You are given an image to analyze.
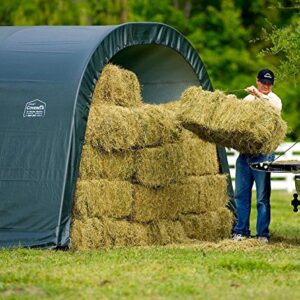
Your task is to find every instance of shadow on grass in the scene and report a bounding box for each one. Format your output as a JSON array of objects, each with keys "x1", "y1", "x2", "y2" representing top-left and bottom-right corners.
[{"x1": 270, "y1": 234, "x2": 300, "y2": 246}]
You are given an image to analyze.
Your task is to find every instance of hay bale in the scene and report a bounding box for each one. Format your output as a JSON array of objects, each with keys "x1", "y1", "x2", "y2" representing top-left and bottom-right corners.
[
  {"x1": 149, "y1": 220, "x2": 190, "y2": 245},
  {"x1": 85, "y1": 104, "x2": 139, "y2": 152},
  {"x1": 104, "y1": 218, "x2": 150, "y2": 247},
  {"x1": 133, "y1": 184, "x2": 181, "y2": 222},
  {"x1": 135, "y1": 143, "x2": 185, "y2": 187},
  {"x1": 73, "y1": 180, "x2": 133, "y2": 219},
  {"x1": 159, "y1": 99, "x2": 182, "y2": 111},
  {"x1": 217, "y1": 207, "x2": 234, "y2": 239},
  {"x1": 136, "y1": 104, "x2": 181, "y2": 147},
  {"x1": 134, "y1": 130, "x2": 219, "y2": 187},
  {"x1": 70, "y1": 218, "x2": 111, "y2": 250},
  {"x1": 85, "y1": 104, "x2": 181, "y2": 152},
  {"x1": 181, "y1": 175, "x2": 229, "y2": 215},
  {"x1": 180, "y1": 213, "x2": 213, "y2": 241},
  {"x1": 179, "y1": 208, "x2": 233, "y2": 242},
  {"x1": 70, "y1": 217, "x2": 150, "y2": 250},
  {"x1": 93, "y1": 64, "x2": 143, "y2": 107},
  {"x1": 79, "y1": 144, "x2": 134, "y2": 180},
  {"x1": 180, "y1": 131, "x2": 219, "y2": 176},
  {"x1": 178, "y1": 86, "x2": 287, "y2": 155},
  {"x1": 180, "y1": 87, "x2": 224, "y2": 128},
  {"x1": 132, "y1": 175, "x2": 228, "y2": 222}
]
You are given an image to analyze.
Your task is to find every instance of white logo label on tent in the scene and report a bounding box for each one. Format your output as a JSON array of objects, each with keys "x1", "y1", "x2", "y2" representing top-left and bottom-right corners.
[{"x1": 23, "y1": 99, "x2": 46, "y2": 118}]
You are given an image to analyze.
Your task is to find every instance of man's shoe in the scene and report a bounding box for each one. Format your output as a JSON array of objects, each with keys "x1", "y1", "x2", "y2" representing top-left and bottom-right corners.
[
  {"x1": 232, "y1": 233, "x2": 248, "y2": 241},
  {"x1": 257, "y1": 236, "x2": 269, "y2": 244}
]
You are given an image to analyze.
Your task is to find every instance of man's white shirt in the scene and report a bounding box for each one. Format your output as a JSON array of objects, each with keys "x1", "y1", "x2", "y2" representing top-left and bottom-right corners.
[{"x1": 244, "y1": 92, "x2": 282, "y2": 113}]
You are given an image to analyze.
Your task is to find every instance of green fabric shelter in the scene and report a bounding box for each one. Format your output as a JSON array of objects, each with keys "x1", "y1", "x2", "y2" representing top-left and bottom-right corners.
[{"x1": 0, "y1": 22, "x2": 235, "y2": 248}]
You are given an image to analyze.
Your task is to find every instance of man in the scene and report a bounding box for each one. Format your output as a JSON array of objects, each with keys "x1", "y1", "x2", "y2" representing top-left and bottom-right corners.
[{"x1": 232, "y1": 69, "x2": 282, "y2": 243}]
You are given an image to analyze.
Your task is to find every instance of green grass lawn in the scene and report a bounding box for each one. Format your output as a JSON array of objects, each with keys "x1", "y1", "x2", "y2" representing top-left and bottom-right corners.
[{"x1": 1, "y1": 191, "x2": 300, "y2": 300}]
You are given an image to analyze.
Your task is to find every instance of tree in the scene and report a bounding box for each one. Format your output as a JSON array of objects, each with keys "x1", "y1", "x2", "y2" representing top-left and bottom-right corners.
[{"x1": 258, "y1": 1, "x2": 300, "y2": 140}]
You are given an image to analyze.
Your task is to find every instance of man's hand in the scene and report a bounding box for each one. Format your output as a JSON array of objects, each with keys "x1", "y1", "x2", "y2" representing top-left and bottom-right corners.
[{"x1": 245, "y1": 85, "x2": 262, "y2": 97}]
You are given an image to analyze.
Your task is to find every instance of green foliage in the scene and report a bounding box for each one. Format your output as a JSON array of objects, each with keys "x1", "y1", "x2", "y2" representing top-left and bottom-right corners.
[
  {"x1": 187, "y1": 1, "x2": 255, "y2": 92},
  {"x1": 0, "y1": 0, "x2": 299, "y2": 138},
  {"x1": 277, "y1": 80, "x2": 300, "y2": 140},
  {"x1": 0, "y1": 0, "x2": 86, "y2": 25},
  {"x1": 257, "y1": 1, "x2": 300, "y2": 139},
  {"x1": 260, "y1": 16, "x2": 300, "y2": 80}
]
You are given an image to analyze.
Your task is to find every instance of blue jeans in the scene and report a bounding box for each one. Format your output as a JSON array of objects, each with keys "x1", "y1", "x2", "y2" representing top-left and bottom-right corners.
[{"x1": 233, "y1": 153, "x2": 275, "y2": 238}]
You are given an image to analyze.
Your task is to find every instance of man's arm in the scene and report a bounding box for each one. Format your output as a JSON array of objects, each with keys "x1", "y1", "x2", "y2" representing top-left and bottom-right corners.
[{"x1": 245, "y1": 86, "x2": 282, "y2": 112}]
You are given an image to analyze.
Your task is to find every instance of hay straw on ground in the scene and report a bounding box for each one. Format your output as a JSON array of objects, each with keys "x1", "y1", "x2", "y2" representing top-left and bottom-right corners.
[
  {"x1": 73, "y1": 180, "x2": 133, "y2": 219},
  {"x1": 204, "y1": 238, "x2": 267, "y2": 250},
  {"x1": 93, "y1": 64, "x2": 143, "y2": 107},
  {"x1": 178, "y1": 86, "x2": 287, "y2": 155},
  {"x1": 134, "y1": 130, "x2": 219, "y2": 187},
  {"x1": 79, "y1": 144, "x2": 134, "y2": 180},
  {"x1": 179, "y1": 208, "x2": 233, "y2": 242},
  {"x1": 85, "y1": 104, "x2": 181, "y2": 152},
  {"x1": 70, "y1": 217, "x2": 150, "y2": 250},
  {"x1": 132, "y1": 175, "x2": 229, "y2": 222},
  {"x1": 164, "y1": 239, "x2": 270, "y2": 251}
]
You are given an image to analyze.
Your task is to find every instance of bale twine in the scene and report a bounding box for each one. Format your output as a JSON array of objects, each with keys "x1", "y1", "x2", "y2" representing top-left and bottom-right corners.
[
  {"x1": 178, "y1": 86, "x2": 287, "y2": 155},
  {"x1": 93, "y1": 64, "x2": 143, "y2": 107}
]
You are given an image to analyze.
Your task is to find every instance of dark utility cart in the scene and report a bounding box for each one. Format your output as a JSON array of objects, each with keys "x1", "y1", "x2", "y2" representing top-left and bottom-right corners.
[{"x1": 251, "y1": 161, "x2": 300, "y2": 212}]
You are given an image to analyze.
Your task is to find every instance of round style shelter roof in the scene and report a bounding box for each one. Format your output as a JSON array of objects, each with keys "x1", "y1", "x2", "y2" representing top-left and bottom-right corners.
[{"x1": 0, "y1": 23, "x2": 234, "y2": 248}]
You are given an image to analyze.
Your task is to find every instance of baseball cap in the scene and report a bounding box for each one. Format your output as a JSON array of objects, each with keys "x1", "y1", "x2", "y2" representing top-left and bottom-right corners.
[{"x1": 257, "y1": 69, "x2": 275, "y2": 85}]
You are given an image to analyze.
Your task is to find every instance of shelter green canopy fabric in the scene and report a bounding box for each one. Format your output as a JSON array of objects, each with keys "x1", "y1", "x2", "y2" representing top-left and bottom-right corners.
[{"x1": 0, "y1": 23, "x2": 235, "y2": 248}]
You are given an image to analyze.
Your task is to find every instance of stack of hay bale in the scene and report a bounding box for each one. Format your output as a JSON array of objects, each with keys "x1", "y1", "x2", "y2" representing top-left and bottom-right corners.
[{"x1": 71, "y1": 64, "x2": 233, "y2": 250}]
